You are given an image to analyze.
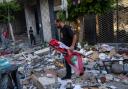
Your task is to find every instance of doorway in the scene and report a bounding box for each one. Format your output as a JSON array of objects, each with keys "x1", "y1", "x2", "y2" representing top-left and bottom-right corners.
[{"x1": 33, "y1": 6, "x2": 40, "y2": 35}]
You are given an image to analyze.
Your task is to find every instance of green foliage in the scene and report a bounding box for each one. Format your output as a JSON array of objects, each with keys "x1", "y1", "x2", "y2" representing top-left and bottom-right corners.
[
  {"x1": 0, "y1": 0, "x2": 21, "y2": 23},
  {"x1": 56, "y1": 11, "x2": 66, "y2": 21},
  {"x1": 67, "y1": 0, "x2": 116, "y2": 21}
]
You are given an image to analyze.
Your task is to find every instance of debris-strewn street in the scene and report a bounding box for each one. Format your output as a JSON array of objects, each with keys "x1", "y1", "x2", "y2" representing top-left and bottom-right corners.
[
  {"x1": 0, "y1": 0, "x2": 128, "y2": 89},
  {"x1": 0, "y1": 38, "x2": 127, "y2": 89}
]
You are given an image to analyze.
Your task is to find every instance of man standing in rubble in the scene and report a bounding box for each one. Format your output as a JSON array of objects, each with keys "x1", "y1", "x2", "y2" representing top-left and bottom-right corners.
[
  {"x1": 29, "y1": 27, "x2": 36, "y2": 46},
  {"x1": 2, "y1": 27, "x2": 9, "y2": 49},
  {"x1": 55, "y1": 19, "x2": 77, "y2": 80}
]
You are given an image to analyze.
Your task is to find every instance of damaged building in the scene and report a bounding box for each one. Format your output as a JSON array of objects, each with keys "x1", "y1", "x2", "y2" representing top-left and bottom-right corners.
[
  {"x1": 16, "y1": 0, "x2": 67, "y2": 43},
  {"x1": 17, "y1": 0, "x2": 56, "y2": 42},
  {"x1": 0, "y1": 0, "x2": 66, "y2": 43}
]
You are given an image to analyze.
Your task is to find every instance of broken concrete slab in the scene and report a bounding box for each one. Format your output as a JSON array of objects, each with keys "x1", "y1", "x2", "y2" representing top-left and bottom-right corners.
[{"x1": 34, "y1": 47, "x2": 50, "y2": 56}]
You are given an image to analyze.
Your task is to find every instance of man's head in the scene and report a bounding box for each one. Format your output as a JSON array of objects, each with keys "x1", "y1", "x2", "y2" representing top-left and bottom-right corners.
[
  {"x1": 30, "y1": 26, "x2": 32, "y2": 30},
  {"x1": 55, "y1": 19, "x2": 64, "y2": 29}
]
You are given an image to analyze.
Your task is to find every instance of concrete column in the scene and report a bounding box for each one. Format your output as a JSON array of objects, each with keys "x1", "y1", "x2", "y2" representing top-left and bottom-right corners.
[
  {"x1": 37, "y1": 0, "x2": 44, "y2": 42},
  {"x1": 40, "y1": 0, "x2": 52, "y2": 42},
  {"x1": 24, "y1": 5, "x2": 37, "y2": 39}
]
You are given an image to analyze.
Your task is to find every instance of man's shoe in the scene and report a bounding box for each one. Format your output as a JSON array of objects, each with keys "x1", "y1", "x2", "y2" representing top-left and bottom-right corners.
[{"x1": 61, "y1": 76, "x2": 71, "y2": 80}]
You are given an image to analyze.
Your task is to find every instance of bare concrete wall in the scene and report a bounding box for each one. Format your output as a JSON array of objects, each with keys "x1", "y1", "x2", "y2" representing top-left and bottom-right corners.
[{"x1": 24, "y1": 5, "x2": 37, "y2": 39}]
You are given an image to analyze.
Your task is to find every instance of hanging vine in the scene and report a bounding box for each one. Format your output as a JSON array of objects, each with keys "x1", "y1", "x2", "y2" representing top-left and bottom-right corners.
[{"x1": 67, "y1": 0, "x2": 116, "y2": 21}]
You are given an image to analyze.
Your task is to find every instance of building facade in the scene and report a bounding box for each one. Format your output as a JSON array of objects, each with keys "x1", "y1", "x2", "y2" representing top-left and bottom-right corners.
[
  {"x1": 0, "y1": 0, "x2": 68, "y2": 42},
  {"x1": 23, "y1": 0, "x2": 68, "y2": 42},
  {"x1": 23, "y1": 0, "x2": 56, "y2": 42}
]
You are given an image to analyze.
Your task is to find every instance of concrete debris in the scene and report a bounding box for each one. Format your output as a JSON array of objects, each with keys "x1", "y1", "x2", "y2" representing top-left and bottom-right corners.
[
  {"x1": 0, "y1": 42, "x2": 128, "y2": 89},
  {"x1": 34, "y1": 47, "x2": 50, "y2": 55},
  {"x1": 101, "y1": 44, "x2": 115, "y2": 51}
]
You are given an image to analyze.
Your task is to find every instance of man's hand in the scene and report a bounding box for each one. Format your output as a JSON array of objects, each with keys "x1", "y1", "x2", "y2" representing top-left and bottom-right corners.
[{"x1": 69, "y1": 45, "x2": 74, "y2": 50}]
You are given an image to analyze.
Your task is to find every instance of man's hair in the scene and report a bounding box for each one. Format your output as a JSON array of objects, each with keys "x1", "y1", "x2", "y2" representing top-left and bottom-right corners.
[{"x1": 56, "y1": 19, "x2": 62, "y2": 23}]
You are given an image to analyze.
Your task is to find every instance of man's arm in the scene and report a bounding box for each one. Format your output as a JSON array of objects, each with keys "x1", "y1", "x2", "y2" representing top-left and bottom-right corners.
[
  {"x1": 70, "y1": 34, "x2": 77, "y2": 50},
  {"x1": 66, "y1": 26, "x2": 77, "y2": 50}
]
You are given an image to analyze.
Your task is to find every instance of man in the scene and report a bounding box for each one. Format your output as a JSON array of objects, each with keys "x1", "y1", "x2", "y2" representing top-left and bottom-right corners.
[
  {"x1": 2, "y1": 28, "x2": 9, "y2": 49},
  {"x1": 55, "y1": 19, "x2": 77, "y2": 80},
  {"x1": 29, "y1": 27, "x2": 36, "y2": 46}
]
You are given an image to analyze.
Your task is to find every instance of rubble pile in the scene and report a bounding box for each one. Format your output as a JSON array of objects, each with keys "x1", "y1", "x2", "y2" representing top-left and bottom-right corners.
[{"x1": 0, "y1": 43, "x2": 128, "y2": 89}]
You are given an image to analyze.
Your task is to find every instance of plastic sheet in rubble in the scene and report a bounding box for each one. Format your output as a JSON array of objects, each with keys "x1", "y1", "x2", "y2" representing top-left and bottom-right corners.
[{"x1": 0, "y1": 58, "x2": 11, "y2": 72}]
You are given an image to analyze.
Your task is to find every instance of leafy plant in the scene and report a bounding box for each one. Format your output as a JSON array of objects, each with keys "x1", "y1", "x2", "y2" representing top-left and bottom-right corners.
[
  {"x1": 0, "y1": 0, "x2": 21, "y2": 23},
  {"x1": 67, "y1": 0, "x2": 116, "y2": 21},
  {"x1": 56, "y1": 11, "x2": 66, "y2": 21}
]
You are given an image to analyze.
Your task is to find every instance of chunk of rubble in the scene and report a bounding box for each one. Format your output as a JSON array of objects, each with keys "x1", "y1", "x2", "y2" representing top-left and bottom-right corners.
[{"x1": 34, "y1": 47, "x2": 50, "y2": 55}]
